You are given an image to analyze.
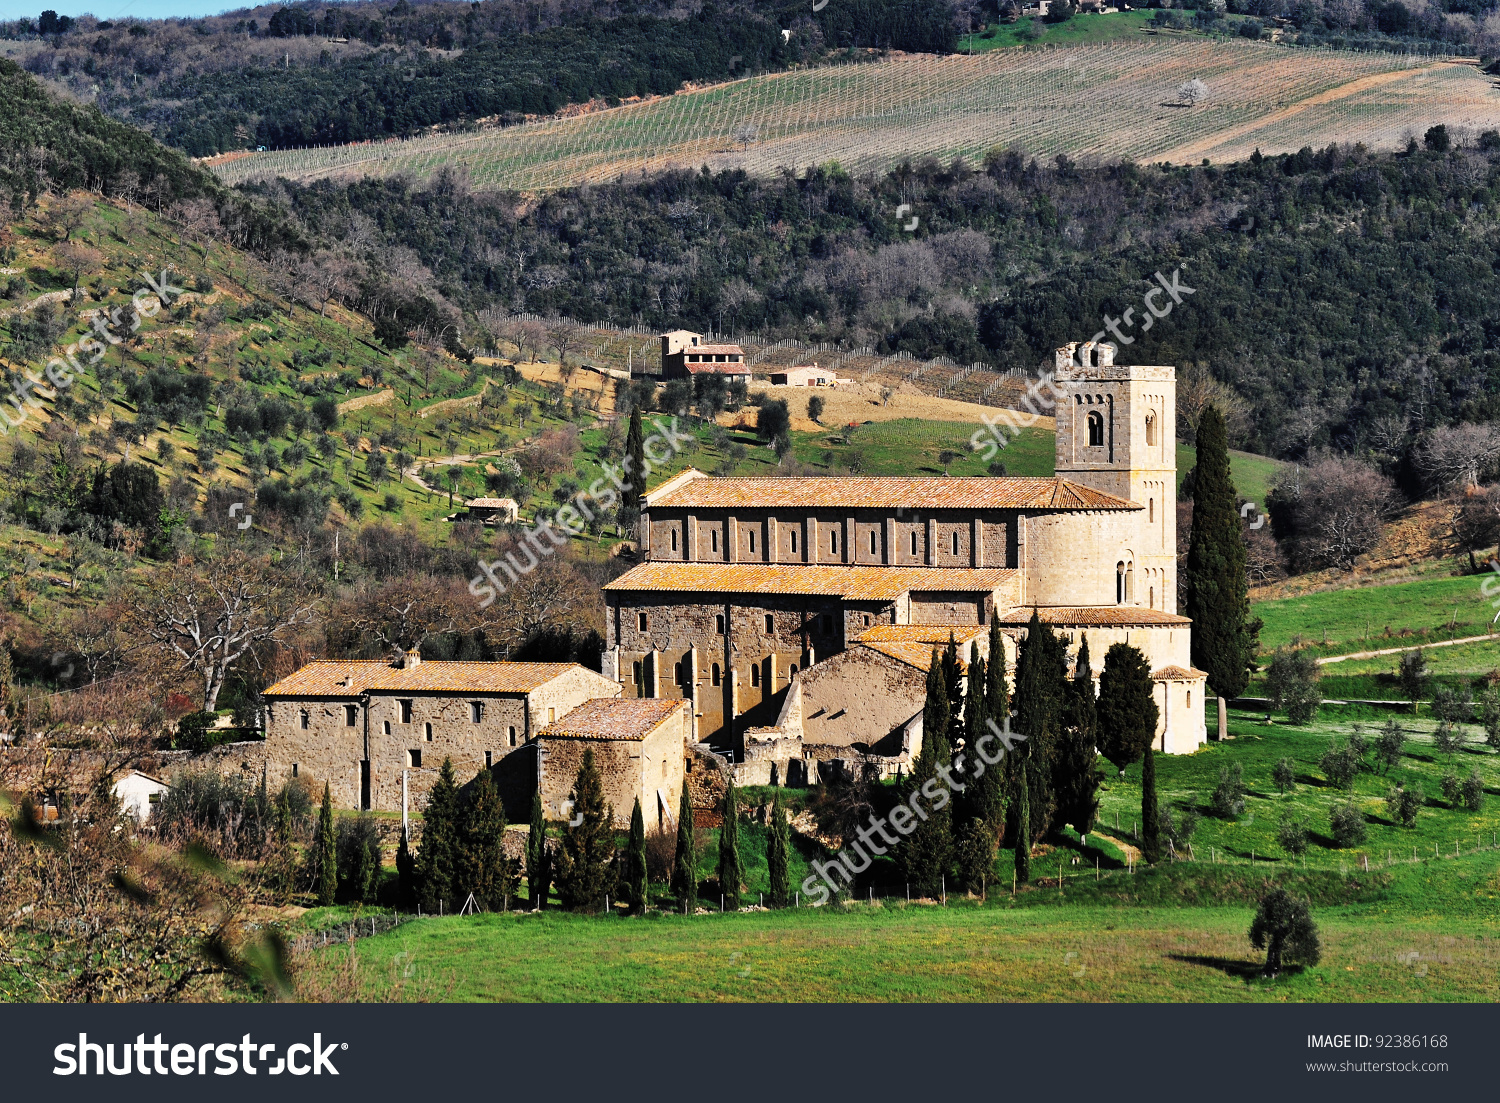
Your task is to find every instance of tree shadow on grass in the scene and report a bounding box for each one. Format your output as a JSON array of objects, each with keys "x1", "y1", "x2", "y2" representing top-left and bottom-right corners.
[{"x1": 1168, "y1": 954, "x2": 1309, "y2": 984}]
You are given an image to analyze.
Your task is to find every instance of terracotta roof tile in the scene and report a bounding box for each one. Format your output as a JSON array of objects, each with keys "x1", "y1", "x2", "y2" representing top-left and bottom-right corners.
[
  {"x1": 684, "y1": 344, "x2": 743, "y2": 355},
  {"x1": 1151, "y1": 665, "x2": 1209, "y2": 680},
  {"x1": 855, "y1": 625, "x2": 987, "y2": 644},
  {"x1": 604, "y1": 562, "x2": 1017, "y2": 601},
  {"x1": 649, "y1": 475, "x2": 1137, "y2": 511},
  {"x1": 263, "y1": 660, "x2": 586, "y2": 698},
  {"x1": 860, "y1": 641, "x2": 967, "y2": 671},
  {"x1": 538, "y1": 698, "x2": 686, "y2": 741},
  {"x1": 993, "y1": 606, "x2": 1192, "y2": 627}
]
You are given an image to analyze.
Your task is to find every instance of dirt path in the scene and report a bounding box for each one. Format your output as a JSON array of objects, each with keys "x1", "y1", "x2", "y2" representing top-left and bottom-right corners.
[
  {"x1": 1155, "y1": 64, "x2": 1442, "y2": 165},
  {"x1": 1316, "y1": 632, "x2": 1499, "y2": 665},
  {"x1": 1091, "y1": 831, "x2": 1140, "y2": 864}
]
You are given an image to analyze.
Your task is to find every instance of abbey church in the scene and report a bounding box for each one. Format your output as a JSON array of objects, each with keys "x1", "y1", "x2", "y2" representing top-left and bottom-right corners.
[{"x1": 601, "y1": 339, "x2": 1207, "y2": 781}]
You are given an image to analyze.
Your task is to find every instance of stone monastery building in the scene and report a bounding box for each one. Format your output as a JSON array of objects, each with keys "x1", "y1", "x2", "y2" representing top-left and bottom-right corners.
[
  {"x1": 262, "y1": 340, "x2": 1206, "y2": 818},
  {"x1": 600, "y1": 339, "x2": 1207, "y2": 778}
]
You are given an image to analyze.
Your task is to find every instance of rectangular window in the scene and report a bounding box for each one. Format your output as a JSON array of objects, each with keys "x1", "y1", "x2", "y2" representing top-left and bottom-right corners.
[
  {"x1": 292, "y1": 763, "x2": 299, "y2": 778},
  {"x1": 407, "y1": 749, "x2": 422, "y2": 768},
  {"x1": 344, "y1": 704, "x2": 357, "y2": 726},
  {"x1": 485, "y1": 750, "x2": 493, "y2": 768},
  {"x1": 638, "y1": 612, "x2": 648, "y2": 632},
  {"x1": 399, "y1": 700, "x2": 413, "y2": 724},
  {"x1": 424, "y1": 722, "x2": 433, "y2": 742},
  {"x1": 383, "y1": 720, "x2": 391, "y2": 735},
  {"x1": 548, "y1": 707, "x2": 556, "y2": 723},
  {"x1": 764, "y1": 613, "x2": 774, "y2": 633},
  {"x1": 299, "y1": 710, "x2": 310, "y2": 730},
  {"x1": 509, "y1": 725, "x2": 517, "y2": 747},
  {"x1": 471, "y1": 701, "x2": 484, "y2": 723}
]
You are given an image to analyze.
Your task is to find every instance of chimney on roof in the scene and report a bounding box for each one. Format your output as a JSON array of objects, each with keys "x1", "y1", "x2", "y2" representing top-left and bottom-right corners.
[{"x1": 400, "y1": 646, "x2": 421, "y2": 669}]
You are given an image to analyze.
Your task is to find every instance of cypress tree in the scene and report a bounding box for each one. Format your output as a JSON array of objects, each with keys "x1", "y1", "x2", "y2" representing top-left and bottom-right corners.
[
  {"x1": 1141, "y1": 747, "x2": 1161, "y2": 864},
  {"x1": 1014, "y1": 748, "x2": 1031, "y2": 883},
  {"x1": 718, "y1": 776, "x2": 741, "y2": 909},
  {"x1": 1185, "y1": 405, "x2": 1257, "y2": 703},
  {"x1": 1011, "y1": 612, "x2": 1068, "y2": 840},
  {"x1": 553, "y1": 748, "x2": 615, "y2": 911},
  {"x1": 314, "y1": 783, "x2": 336, "y2": 906},
  {"x1": 416, "y1": 757, "x2": 462, "y2": 914},
  {"x1": 396, "y1": 826, "x2": 416, "y2": 909},
  {"x1": 985, "y1": 619, "x2": 1009, "y2": 722},
  {"x1": 525, "y1": 788, "x2": 550, "y2": 911},
  {"x1": 898, "y1": 655, "x2": 953, "y2": 897},
  {"x1": 941, "y1": 632, "x2": 963, "y2": 743},
  {"x1": 767, "y1": 790, "x2": 790, "y2": 907},
  {"x1": 625, "y1": 406, "x2": 648, "y2": 506},
  {"x1": 672, "y1": 782, "x2": 697, "y2": 910},
  {"x1": 1057, "y1": 634, "x2": 1102, "y2": 835},
  {"x1": 1096, "y1": 643, "x2": 1160, "y2": 778},
  {"x1": 627, "y1": 797, "x2": 648, "y2": 915},
  {"x1": 963, "y1": 642, "x2": 987, "y2": 764},
  {"x1": 460, "y1": 768, "x2": 513, "y2": 910},
  {"x1": 956, "y1": 641, "x2": 999, "y2": 893}
]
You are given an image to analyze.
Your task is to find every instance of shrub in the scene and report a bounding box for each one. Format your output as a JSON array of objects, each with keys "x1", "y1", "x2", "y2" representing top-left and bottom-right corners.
[
  {"x1": 1440, "y1": 771, "x2": 1462, "y2": 806},
  {"x1": 1278, "y1": 815, "x2": 1309, "y2": 857},
  {"x1": 335, "y1": 814, "x2": 383, "y2": 904},
  {"x1": 1374, "y1": 719, "x2": 1405, "y2": 773},
  {"x1": 1433, "y1": 722, "x2": 1468, "y2": 758},
  {"x1": 1271, "y1": 757, "x2": 1295, "y2": 793},
  {"x1": 1211, "y1": 762, "x2": 1246, "y2": 818},
  {"x1": 1431, "y1": 683, "x2": 1473, "y2": 725},
  {"x1": 1319, "y1": 741, "x2": 1359, "y2": 790},
  {"x1": 1158, "y1": 803, "x2": 1200, "y2": 853},
  {"x1": 1462, "y1": 770, "x2": 1485, "y2": 812},
  {"x1": 1386, "y1": 782, "x2": 1423, "y2": 829},
  {"x1": 1265, "y1": 647, "x2": 1320, "y2": 723},
  {"x1": 1480, "y1": 685, "x2": 1500, "y2": 751},
  {"x1": 174, "y1": 710, "x2": 221, "y2": 753},
  {"x1": 1329, "y1": 800, "x2": 1366, "y2": 848},
  {"x1": 1249, "y1": 888, "x2": 1320, "y2": 977}
]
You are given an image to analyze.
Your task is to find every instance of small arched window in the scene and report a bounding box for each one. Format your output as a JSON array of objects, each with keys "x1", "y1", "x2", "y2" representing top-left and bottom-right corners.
[
  {"x1": 789, "y1": 664, "x2": 798, "y2": 680},
  {"x1": 715, "y1": 613, "x2": 725, "y2": 635},
  {"x1": 751, "y1": 664, "x2": 761, "y2": 688},
  {"x1": 1116, "y1": 561, "x2": 1126, "y2": 605},
  {"x1": 711, "y1": 529, "x2": 719, "y2": 552},
  {"x1": 951, "y1": 531, "x2": 960, "y2": 556},
  {"x1": 670, "y1": 528, "x2": 678, "y2": 552},
  {"x1": 1145, "y1": 413, "x2": 1157, "y2": 447},
  {"x1": 711, "y1": 663, "x2": 721, "y2": 686},
  {"x1": 1149, "y1": 498, "x2": 1154, "y2": 523},
  {"x1": 910, "y1": 531, "x2": 918, "y2": 556},
  {"x1": 1087, "y1": 411, "x2": 1105, "y2": 447},
  {"x1": 1187, "y1": 689, "x2": 1192, "y2": 708},
  {"x1": 765, "y1": 613, "x2": 774, "y2": 633},
  {"x1": 791, "y1": 530, "x2": 799, "y2": 554}
]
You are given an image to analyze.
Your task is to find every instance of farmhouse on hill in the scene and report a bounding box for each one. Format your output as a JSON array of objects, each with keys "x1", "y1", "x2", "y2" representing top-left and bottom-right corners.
[
  {"x1": 601, "y1": 338, "x2": 1207, "y2": 775},
  {"x1": 659, "y1": 330, "x2": 749, "y2": 380}
]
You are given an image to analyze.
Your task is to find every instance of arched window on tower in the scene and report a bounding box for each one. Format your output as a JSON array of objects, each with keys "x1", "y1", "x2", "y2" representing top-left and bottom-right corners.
[
  {"x1": 1145, "y1": 413, "x2": 1157, "y2": 447},
  {"x1": 1087, "y1": 411, "x2": 1105, "y2": 447},
  {"x1": 1116, "y1": 561, "x2": 1126, "y2": 604}
]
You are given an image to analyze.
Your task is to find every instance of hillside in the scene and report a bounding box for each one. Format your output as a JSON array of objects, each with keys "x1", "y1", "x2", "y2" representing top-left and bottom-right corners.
[{"x1": 211, "y1": 39, "x2": 1499, "y2": 192}]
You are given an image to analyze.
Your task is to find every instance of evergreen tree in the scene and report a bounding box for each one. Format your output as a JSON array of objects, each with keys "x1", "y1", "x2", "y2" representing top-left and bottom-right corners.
[
  {"x1": 626, "y1": 797, "x2": 648, "y2": 915},
  {"x1": 941, "y1": 632, "x2": 963, "y2": 744},
  {"x1": 396, "y1": 826, "x2": 416, "y2": 909},
  {"x1": 985, "y1": 619, "x2": 1009, "y2": 722},
  {"x1": 525, "y1": 788, "x2": 550, "y2": 911},
  {"x1": 717, "y1": 776, "x2": 741, "y2": 909},
  {"x1": 898, "y1": 656, "x2": 953, "y2": 897},
  {"x1": 963, "y1": 643, "x2": 987, "y2": 765},
  {"x1": 624, "y1": 406, "x2": 648, "y2": 506},
  {"x1": 553, "y1": 748, "x2": 615, "y2": 911},
  {"x1": 459, "y1": 768, "x2": 514, "y2": 910},
  {"x1": 1010, "y1": 612, "x2": 1068, "y2": 840},
  {"x1": 956, "y1": 641, "x2": 1000, "y2": 893},
  {"x1": 0, "y1": 641, "x2": 15, "y2": 730},
  {"x1": 767, "y1": 790, "x2": 791, "y2": 907},
  {"x1": 415, "y1": 757, "x2": 462, "y2": 914},
  {"x1": 1057, "y1": 634, "x2": 1102, "y2": 835},
  {"x1": 314, "y1": 783, "x2": 336, "y2": 906},
  {"x1": 1185, "y1": 405, "x2": 1258, "y2": 702},
  {"x1": 1096, "y1": 643, "x2": 1160, "y2": 777},
  {"x1": 672, "y1": 781, "x2": 697, "y2": 910},
  {"x1": 1014, "y1": 748, "x2": 1031, "y2": 883},
  {"x1": 1141, "y1": 746, "x2": 1161, "y2": 864}
]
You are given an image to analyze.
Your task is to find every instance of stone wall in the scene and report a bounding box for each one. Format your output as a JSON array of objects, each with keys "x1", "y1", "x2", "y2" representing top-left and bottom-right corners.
[{"x1": 536, "y1": 705, "x2": 688, "y2": 831}]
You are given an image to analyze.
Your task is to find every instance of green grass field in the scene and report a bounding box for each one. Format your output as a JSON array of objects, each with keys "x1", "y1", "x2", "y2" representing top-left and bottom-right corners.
[
  {"x1": 296, "y1": 723, "x2": 1500, "y2": 1002},
  {"x1": 1252, "y1": 574, "x2": 1494, "y2": 657},
  {"x1": 958, "y1": 10, "x2": 1156, "y2": 52}
]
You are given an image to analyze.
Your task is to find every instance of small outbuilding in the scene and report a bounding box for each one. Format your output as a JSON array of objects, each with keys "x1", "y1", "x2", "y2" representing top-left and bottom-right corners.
[
  {"x1": 769, "y1": 364, "x2": 846, "y2": 387},
  {"x1": 112, "y1": 770, "x2": 170, "y2": 824},
  {"x1": 462, "y1": 497, "x2": 519, "y2": 525},
  {"x1": 537, "y1": 697, "x2": 690, "y2": 831}
]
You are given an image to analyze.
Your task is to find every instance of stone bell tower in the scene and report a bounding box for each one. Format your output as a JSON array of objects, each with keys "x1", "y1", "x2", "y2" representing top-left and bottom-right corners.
[{"x1": 1052, "y1": 339, "x2": 1178, "y2": 613}]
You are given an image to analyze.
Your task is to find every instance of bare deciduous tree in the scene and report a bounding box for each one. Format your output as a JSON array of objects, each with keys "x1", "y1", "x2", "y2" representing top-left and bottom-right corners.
[
  {"x1": 1267, "y1": 456, "x2": 1399, "y2": 572},
  {"x1": 1177, "y1": 78, "x2": 1209, "y2": 106},
  {"x1": 135, "y1": 553, "x2": 319, "y2": 712},
  {"x1": 1413, "y1": 423, "x2": 1500, "y2": 494}
]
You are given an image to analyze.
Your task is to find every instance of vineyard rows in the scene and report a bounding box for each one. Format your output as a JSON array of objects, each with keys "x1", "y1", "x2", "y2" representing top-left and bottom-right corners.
[{"x1": 209, "y1": 39, "x2": 1500, "y2": 193}]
